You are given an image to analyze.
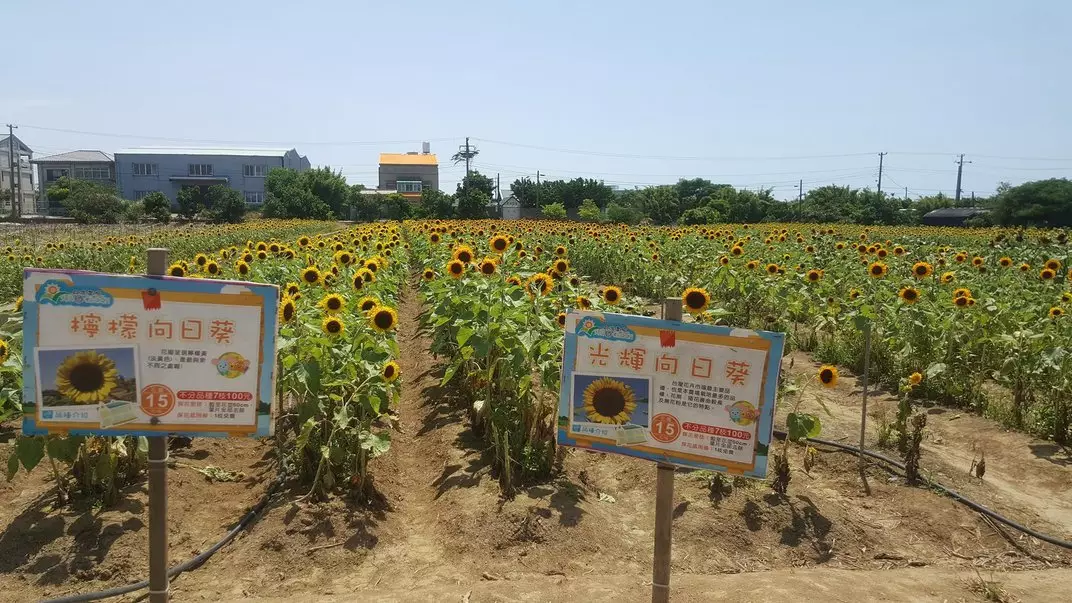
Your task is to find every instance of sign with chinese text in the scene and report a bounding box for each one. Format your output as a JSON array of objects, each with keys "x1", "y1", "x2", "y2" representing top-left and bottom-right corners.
[
  {"x1": 557, "y1": 311, "x2": 784, "y2": 478},
  {"x1": 22, "y1": 268, "x2": 279, "y2": 438}
]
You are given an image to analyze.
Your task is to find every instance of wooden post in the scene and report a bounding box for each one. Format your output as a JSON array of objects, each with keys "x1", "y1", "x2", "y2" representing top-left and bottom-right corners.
[
  {"x1": 146, "y1": 248, "x2": 169, "y2": 603},
  {"x1": 653, "y1": 298, "x2": 682, "y2": 602}
]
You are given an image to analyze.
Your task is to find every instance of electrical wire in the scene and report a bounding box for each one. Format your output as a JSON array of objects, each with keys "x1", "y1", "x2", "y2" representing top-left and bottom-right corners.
[{"x1": 471, "y1": 137, "x2": 879, "y2": 161}]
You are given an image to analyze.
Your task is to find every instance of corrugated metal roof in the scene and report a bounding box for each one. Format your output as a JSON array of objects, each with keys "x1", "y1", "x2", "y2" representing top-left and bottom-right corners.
[
  {"x1": 0, "y1": 135, "x2": 33, "y2": 154},
  {"x1": 33, "y1": 150, "x2": 113, "y2": 163},
  {"x1": 115, "y1": 146, "x2": 293, "y2": 157},
  {"x1": 379, "y1": 153, "x2": 437, "y2": 166},
  {"x1": 923, "y1": 207, "x2": 991, "y2": 218}
]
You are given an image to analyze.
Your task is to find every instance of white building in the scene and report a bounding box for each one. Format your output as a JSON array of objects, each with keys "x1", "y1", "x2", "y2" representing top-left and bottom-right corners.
[{"x1": 0, "y1": 134, "x2": 36, "y2": 216}]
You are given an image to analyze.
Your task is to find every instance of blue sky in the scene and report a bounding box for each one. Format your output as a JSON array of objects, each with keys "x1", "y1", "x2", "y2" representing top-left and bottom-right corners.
[{"x1": 4, "y1": 1, "x2": 1069, "y2": 199}]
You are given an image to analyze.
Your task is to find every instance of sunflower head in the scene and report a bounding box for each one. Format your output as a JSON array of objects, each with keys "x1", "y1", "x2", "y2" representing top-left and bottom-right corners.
[
  {"x1": 908, "y1": 372, "x2": 923, "y2": 386},
  {"x1": 452, "y1": 245, "x2": 475, "y2": 264},
  {"x1": 195, "y1": 253, "x2": 208, "y2": 266},
  {"x1": 490, "y1": 235, "x2": 509, "y2": 253},
  {"x1": 577, "y1": 295, "x2": 592, "y2": 310},
  {"x1": 556, "y1": 312, "x2": 567, "y2": 328},
  {"x1": 358, "y1": 296, "x2": 379, "y2": 313},
  {"x1": 279, "y1": 296, "x2": 297, "y2": 323},
  {"x1": 447, "y1": 259, "x2": 466, "y2": 279},
  {"x1": 940, "y1": 271, "x2": 955, "y2": 284},
  {"x1": 1049, "y1": 306, "x2": 1065, "y2": 319},
  {"x1": 0, "y1": 339, "x2": 9, "y2": 364},
  {"x1": 553, "y1": 258, "x2": 569, "y2": 274},
  {"x1": 912, "y1": 262, "x2": 933, "y2": 278},
  {"x1": 236, "y1": 260, "x2": 250, "y2": 276},
  {"x1": 867, "y1": 261, "x2": 887, "y2": 278},
  {"x1": 1041, "y1": 268, "x2": 1057, "y2": 280},
  {"x1": 421, "y1": 268, "x2": 436, "y2": 281},
  {"x1": 848, "y1": 288, "x2": 861, "y2": 300},
  {"x1": 602, "y1": 285, "x2": 622, "y2": 305},
  {"x1": 358, "y1": 268, "x2": 375, "y2": 283},
  {"x1": 806, "y1": 269, "x2": 822, "y2": 282},
  {"x1": 382, "y1": 360, "x2": 401, "y2": 383},
  {"x1": 479, "y1": 258, "x2": 498, "y2": 276},
  {"x1": 899, "y1": 287, "x2": 920, "y2": 304},
  {"x1": 56, "y1": 350, "x2": 119, "y2": 404},
  {"x1": 555, "y1": 245, "x2": 567, "y2": 256},
  {"x1": 818, "y1": 365, "x2": 838, "y2": 388},
  {"x1": 368, "y1": 305, "x2": 399, "y2": 333},
  {"x1": 505, "y1": 275, "x2": 522, "y2": 287},
  {"x1": 1045, "y1": 259, "x2": 1062, "y2": 272},
  {"x1": 205, "y1": 260, "x2": 220, "y2": 276},
  {"x1": 1020, "y1": 263, "x2": 1031, "y2": 272},
  {"x1": 168, "y1": 263, "x2": 186, "y2": 277},
  {"x1": 319, "y1": 293, "x2": 346, "y2": 314},
  {"x1": 765, "y1": 263, "x2": 780, "y2": 275},
  {"x1": 527, "y1": 273, "x2": 554, "y2": 297},
  {"x1": 999, "y1": 257, "x2": 1013, "y2": 267},
  {"x1": 321, "y1": 316, "x2": 345, "y2": 336},
  {"x1": 300, "y1": 266, "x2": 322, "y2": 285},
  {"x1": 953, "y1": 294, "x2": 971, "y2": 307},
  {"x1": 583, "y1": 377, "x2": 637, "y2": 425},
  {"x1": 682, "y1": 287, "x2": 710, "y2": 315}
]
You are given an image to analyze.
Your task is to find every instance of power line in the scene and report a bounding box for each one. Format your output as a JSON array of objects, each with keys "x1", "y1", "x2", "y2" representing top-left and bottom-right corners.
[{"x1": 471, "y1": 137, "x2": 878, "y2": 161}]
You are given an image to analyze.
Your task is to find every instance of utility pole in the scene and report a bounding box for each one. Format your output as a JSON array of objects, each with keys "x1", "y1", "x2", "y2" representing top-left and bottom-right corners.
[
  {"x1": 451, "y1": 137, "x2": 479, "y2": 177},
  {"x1": 904, "y1": 186, "x2": 908, "y2": 201},
  {"x1": 536, "y1": 171, "x2": 542, "y2": 207},
  {"x1": 797, "y1": 179, "x2": 803, "y2": 220},
  {"x1": 6, "y1": 124, "x2": 17, "y2": 218},
  {"x1": 876, "y1": 152, "x2": 886, "y2": 196},
  {"x1": 954, "y1": 154, "x2": 971, "y2": 205},
  {"x1": 464, "y1": 137, "x2": 471, "y2": 176}
]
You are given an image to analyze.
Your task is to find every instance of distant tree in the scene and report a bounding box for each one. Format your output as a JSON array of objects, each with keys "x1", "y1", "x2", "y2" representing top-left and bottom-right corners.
[
  {"x1": 457, "y1": 171, "x2": 496, "y2": 198},
  {"x1": 577, "y1": 198, "x2": 601, "y2": 221},
  {"x1": 141, "y1": 192, "x2": 171, "y2": 224},
  {"x1": 680, "y1": 206, "x2": 722, "y2": 225},
  {"x1": 605, "y1": 201, "x2": 641, "y2": 224},
  {"x1": 992, "y1": 178, "x2": 1072, "y2": 227},
  {"x1": 456, "y1": 190, "x2": 490, "y2": 219},
  {"x1": 675, "y1": 178, "x2": 732, "y2": 213},
  {"x1": 61, "y1": 180, "x2": 125, "y2": 224},
  {"x1": 637, "y1": 186, "x2": 679, "y2": 225},
  {"x1": 264, "y1": 168, "x2": 332, "y2": 219},
  {"x1": 418, "y1": 188, "x2": 454, "y2": 219},
  {"x1": 201, "y1": 184, "x2": 246, "y2": 223},
  {"x1": 176, "y1": 186, "x2": 204, "y2": 220},
  {"x1": 381, "y1": 193, "x2": 413, "y2": 220},
  {"x1": 301, "y1": 167, "x2": 350, "y2": 217},
  {"x1": 123, "y1": 200, "x2": 145, "y2": 223},
  {"x1": 541, "y1": 201, "x2": 567, "y2": 220}
]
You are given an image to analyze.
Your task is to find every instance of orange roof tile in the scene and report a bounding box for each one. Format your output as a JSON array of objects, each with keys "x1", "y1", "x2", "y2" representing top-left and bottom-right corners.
[{"x1": 379, "y1": 153, "x2": 438, "y2": 166}]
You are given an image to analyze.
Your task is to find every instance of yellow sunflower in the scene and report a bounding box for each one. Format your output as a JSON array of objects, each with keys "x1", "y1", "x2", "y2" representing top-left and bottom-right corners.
[
  {"x1": 56, "y1": 351, "x2": 119, "y2": 404},
  {"x1": 382, "y1": 360, "x2": 401, "y2": 383},
  {"x1": 505, "y1": 275, "x2": 522, "y2": 287},
  {"x1": 357, "y1": 296, "x2": 379, "y2": 313},
  {"x1": 805, "y1": 269, "x2": 823, "y2": 282},
  {"x1": 1049, "y1": 306, "x2": 1065, "y2": 319},
  {"x1": 818, "y1": 365, "x2": 838, "y2": 388},
  {"x1": 528, "y1": 272, "x2": 554, "y2": 297},
  {"x1": 479, "y1": 258, "x2": 498, "y2": 276},
  {"x1": 452, "y1": 244, "x2": 475, "y2": 264},
  {"x1": 1045, "y1": 258, "x2": 1062, "y2": 272},
  {"x1": 909, "y1": 372, "x2": 923, "y2": 386},
  {"x1": 319, "y1": 293, "x2": 346, "y2": 314},
  {"x1": 1041, "y1": 268, "x2": 1056, "y2": 280},
  {"x1": 868, "y1": 261, "x2": 888, "y2": 278},
  {"x1": 582, "y1": 377, "x2": 637, "y2": 425},
  {"x1": 602, "y1": 285, "x2": 623, "y2": 305},
  {"x1": 357, "y1": 268, "x2": 376, "y2": 283},
  {"x1": 899, "y1": 286, "x2": 920, "y2": 304},
  {"x1": 368, "y1": 305, "x2": 399, "y2": 333},
  {"x1": 489, "y1": 235, "x2": 509, "y2": 253},
  {"x1": 422, "y1": 268, "x2": 436, "y2": 281},
  {"x1": 321, "y1": 316, "x2": 345, "y2": 336},
  {"x1": 447, "y1": 259, "x2": 466, "y2": 279},
  {"x1": 168, "y1": 263, "x2": 186, "y2": 277},
  {"x1": 235, "y1": 260, "x2": 251, "y2": 276},
  {"x1": 556, "y1": 312, "x2": 567, "y2": 328},
  {"x1": 0, "y1": 339, "x2": 9, "y2": 364},
  {"x1": 681, "y1": 287, "x2": 710, "y2": 315},
  {"x1": 300, "y1": 266, "x2": 322, "y2": 286},
  {"x1": 940, "y1": 271, "x2": 955, "y2": 284},
  {"x1": 911, "y1": 262, "x2": 933, "y2": 278}
]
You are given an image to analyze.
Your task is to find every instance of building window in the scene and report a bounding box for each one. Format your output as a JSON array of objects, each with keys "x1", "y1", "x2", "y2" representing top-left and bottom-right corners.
[
  {"x1": 73, "y1": 167, "x2": 111, "y2": 180},
  {"x1": 188, "y1": 164, "x2": 213, "y2": 176},
  {"x1": 243, "y1": 164, "x2": 269, "y2": 177},
  {"x1": 45, "y1": 168, "x2": 70, "y2": 182},
  {"x1": 243, "y1": 191, "x2": 264, "y2": 205},
  {"x1": 397, "y1": 181, "x2": 422, "y2": 193},
  {"x1": 132, "y1": 163, "x2": 158, "y2": 176},
  {"x1": 134, "y1": 190, "x2": 156, "y2": 200}
]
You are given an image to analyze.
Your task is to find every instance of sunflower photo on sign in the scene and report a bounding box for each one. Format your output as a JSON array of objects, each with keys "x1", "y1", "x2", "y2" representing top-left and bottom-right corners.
[
  {"x1": 571, "y1": 373, "x2": 651, "y2": 444},
  {"x1": 35, "y1": 346, "x2": 140, "y2": 425}
]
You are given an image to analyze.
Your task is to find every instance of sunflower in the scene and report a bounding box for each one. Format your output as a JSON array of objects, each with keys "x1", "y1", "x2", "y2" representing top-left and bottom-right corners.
[
  {"x1": 602, "y1": 285, "x2": 623, "y2": 305},
  {"x1": 279, "y1": 296, "x2": 297, "y2": 323},
  {"x1": 556, "y1": 312, "x2": 567, "y2": 328},
  {"x1": 351, "y1": 273, "x2": 365, "y2": 291},
  {"x1": 358, "y1": 296, "x2": 379, "y2": 313},
  {"x1": 0, "y1": 339, "x2": 8, "y2": 364},
  {"x1": 555, "y1": 245, "x2": 567, "y2": 256},
  {"x1": 805, "y1": 269, "x2": 823, "y2": 282},
  {"x1": 1041, "y1": 268, "x2": 1056, "y2": 280},
  {"x1": 972, "y1": 256, "x2": 984, "y2": 267},
  {"x1": 452, "y1": 244, "x2": 475, "y2": 264},
  {"x1": 242, "y1": 251, "x2": 254, "y2": 263},
  {"x1": 334, "y1": 250, "x2": 353, "y2": 266},
  {"x1": 1049, "y1": 306, "x2": 1065, "y2": 318},
  {"x1": 422, "y1": 268, "x2": 436, "y2": 281},
  {"x1": 953, "y1": 287, "x2": 971, "y2": 299},
  {"x1": 506, "y1": 275, "x2": 522, "y2": 287},
  {"x1": 382, "y1": 360, "x2": 401, "y2": 383},
  {"x1": 1020, "y1": 263, "x2": 1031, "y2": 272},
  {"x1": 1062, "y1": 292, "x2": 1072, "y2": 304},
  {"x1": 731, "y1": 246, "x2": 744, "y2": 256},
  {"x1": 999, "y1": 257, "x2": 1013, "y2": 267},
  {"x1": 765, "y1": 263, "x2": 780, "y2": 275},
  {"x1": 284, "y1": 282, "x2": 300, "y2": 297},
  {"x1": 553, "y1": 258, "x2": 570, "y2": 274},
  {"x1": 911, "y1": 262, "x2": 933, "y2": 278},
  {"x1": 168, "y1": 263, "x2": 186, "y2": 277},
  {"x1": 429, "y1": 232, "x2": 441, "y2": 244},
  {"x1": 528, "y1": 273, "x2": 554, "y2": 297},
  {"x1": 14, "y1": 297, "x2": 22, "y2": 312},
  {"x1": 447, "y1": 259, "x2": 466, "y2": 279},
  {"x1": 899, "y1": 286, "x2": 920, "y2": 304},
  {"x1": 321, "y1": 316, "x2": 345, "y2": 336},
  {"x1": 576, "y1": 295, "x2": 592, "y2": 309},
  {"x1": 56, "y1": 351, "x2": 119, "y2": 404},
  {"x1": 319, "y1": 293, "x2": 346, "y2": 314},
  {"x1": 818, "y1": 365, "x2": 838, "y2": 388},
  {"x1": 368, "y1": 305, "x2": 399, "y2": 333},
  {"x1": 868, "y1": 261, "x2": 887, "y2": 278},
  {"x1": 582, "y1": 377, "x2": 637, "y2": 425},
  {"x1": 300, "y1": 266, "x2": 322, "y2": 286},
  {"x1": 909, "y1": 372, "x2": 923, "y2": 386},
  {"x1": 745, "y1": 260, "x2": 759, "y2": 270},
  {"x1": 848, "y1": 288, "x2": 861, "y2": 300},
  {"x1": 1046, "y1": 258, "x2": 1062, "y2": 272},
  {"x1": 235, "y1": 260, "x2": 251, "y2": 276},
  {"x1": 297, "y1": 236, "x2": 311, "y2": 247},
  {"x1": 204, "y1": 260, "x2": 221, "y2": 276},
  {"x1": 479, "y1": 258, "x2": 498, "y2": 276},
  {"x1": 195, "y1": 253, "x2": 208, "y2": 267},
  {"x1": 489, "y1": 235, "x2": 509, "y2": 253},
  {"x1": 940, "y1": 271, "x2": 955, "y2": 284},
  {"x1": 357, "y1": 268, "x2": 375, "y2": 283},
  {"x1": 953, "y1": 295, "x2": 971, "y2": 307},
  {"x1": 682, "y1": 287, "x2": 710, "y2": 315}
]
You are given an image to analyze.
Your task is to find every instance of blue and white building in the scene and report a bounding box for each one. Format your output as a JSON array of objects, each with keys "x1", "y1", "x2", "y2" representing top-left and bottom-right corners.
[{"x1": 114, "y1": 147, "x2": 311, "y2": 207}]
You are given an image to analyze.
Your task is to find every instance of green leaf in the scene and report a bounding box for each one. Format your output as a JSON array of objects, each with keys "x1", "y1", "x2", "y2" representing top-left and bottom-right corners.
[
  {"x1": 295, "y1": 418, "x2": 315, "y2": 454},
  {"x1": 16, "y1": 437, "x2": 45, "y2": 472},
  {"x1": 441, "y1": 358, "x2": 463, "y2": 387},
  {"x1": 359, "y1": 431, "x2": 391, "y2": 458},
  {"x1": 925, "y1": 362, "x2": 947, "y2": 379},
  {"x1": 95, "y1": 449, "x2": 113, "y2": 483},
  {"x1": 303, "y1": 358, "x2": 321, "y2": 397},
  {"x1": 786, "y1": 412, "x2": 822, "y2": 442},
  {"x1": 5, "y1": 451, "x2": 18, "y2": 481},
  {"x1": 456, "y1": 326, "x2": 475, "y2": 347}
]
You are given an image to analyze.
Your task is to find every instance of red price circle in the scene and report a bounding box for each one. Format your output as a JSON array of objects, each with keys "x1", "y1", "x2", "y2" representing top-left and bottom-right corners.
[
  {"x1": 141, "y1": 384, "x2": 176, "y2": 417},
  {"x1": 650, "y1": 413, "x2": 681, "y2": 443}
]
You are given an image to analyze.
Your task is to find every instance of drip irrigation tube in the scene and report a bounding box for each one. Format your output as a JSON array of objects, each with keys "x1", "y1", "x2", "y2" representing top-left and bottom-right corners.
[
  {"x1": 45, "y1": 472, "x2": 288, "y2": 603},
  {"x1": 773, "y1": 429, "x2": 1072, "y2": 551}
]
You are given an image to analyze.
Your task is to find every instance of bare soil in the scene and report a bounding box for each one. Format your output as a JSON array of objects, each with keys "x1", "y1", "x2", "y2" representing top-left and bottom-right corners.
[{"x1": 0, "y1": 288, "x2": 1070, "y2": 602}]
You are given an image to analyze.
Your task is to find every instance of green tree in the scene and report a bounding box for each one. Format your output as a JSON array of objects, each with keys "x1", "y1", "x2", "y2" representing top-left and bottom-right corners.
[
  {"x1": 176, "y1": 186, "x2": 204, "y2": 220},
  {"x1": 457, "y1": 171, "x2": 496, "y2": 198},
  {"x1": 637, "y1": 186, "x2": 679, "y2": 225},
  {"x1": 541, "y1": 201, "x2": 567, "y2": 219},
  {"x1": 680, "y1": 206, "x2": 722, "y2": 224},
  {"x1": 418, "y1": 188, "x2": 454, "y2": 219},
  {"x1": 142, "y1": 192, "x2": 172, "y2": 224},
  {"x1": 992, "y1": 178, "x2": 1072, "y2": 226},
  {"x1": 381, "y1": 193, "x2": 413, "y2": 220},
  {"x1": 605, "y1": 201, "x2": 641, "y2": 224},
  {"x1": 202, "y1": 184, "x2": 246, "y2": 223},
  {"x1": 61, "y1": 180, "x2": 126, "y2": 224},
  {"x1": 456, "y1": 190, "x2": 490, "y2": 219},
  {"x1": 264, "y1": 168, "x2": 332, "y2": 219},
  {"x1": 301, "y1": 167, "x2": 350, "y2": 217},
  {"x1": 577, "y1": 198, "x2": 601, "y2": 221}
]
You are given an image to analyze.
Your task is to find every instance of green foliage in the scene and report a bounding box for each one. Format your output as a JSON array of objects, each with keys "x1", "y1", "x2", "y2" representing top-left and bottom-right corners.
[
  {"x1": 46, "y1": 176, "x2": 72, "y2": 203},
  {"x1": 992, "y1": 178, "x2": 1072, "y2": 227},
  {"x1": 456, "y1": 190, "x2": 490, "y2": 219},
  {"x1": 122, "y1": 200, "x2": 145, "y2": 223},
  {"x1": 381, "y1": 193, "x2": 414, "y2": 221},
  {"x1": 202, "y1": 184, "x2": 247, "y2": 223},
  {"x1": 263, "y1": 168, "x2": 333, "y2": 220},
  {"x1": 301, "y1": 167, "x2": 351, "y2": 218},
  {"x1": 61, "y1": 180, "x2": 126, "y2": 224},
  {"x1": 176, "y1": 185, "x2": 204, "y2": 220},
  {"x1": 142, "y1": 191, "x2": 172, "y2": 224},
  {"x1": 541, "y1": 202, "x2": 567, "y2": 219},
  {"x1": 680, "y1": 206, "x2": 722, "y2": 225},
  {"x1": 418, "y1": 188, "x2": 454, "y2": 219},
  {"x1": 605, "y1": 201, "x2": 642, "y2": 224},
  {"x1": 637, "y1": 186, "x2": 679, "y2": 225},
  {"x1": 350, "y1": 191, "x2": 381, "y2": 222},
  {"x1": 577, "y1": 198, "x2": 601, "y2": 221},
  {"x1": 511, "y1": 177, "x2": 616, "y2": 209}
]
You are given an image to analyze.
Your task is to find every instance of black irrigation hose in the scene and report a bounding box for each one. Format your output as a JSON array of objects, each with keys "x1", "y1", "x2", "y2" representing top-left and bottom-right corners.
[
  {"x1": 44, "y1": 471, "x2": 289, "y2": 603},
  {"x1": 773, "y1": 430, "x2": 1072, "y2": 551}
]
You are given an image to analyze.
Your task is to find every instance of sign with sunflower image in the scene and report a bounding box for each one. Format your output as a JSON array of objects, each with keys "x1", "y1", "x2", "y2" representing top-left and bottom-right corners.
[
  {"x1": 22, "y1": 268, "x2": 279, "y2": 438},
  {"x1": 558, "y1": 311, "x2": 784, "y2": 478}
]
